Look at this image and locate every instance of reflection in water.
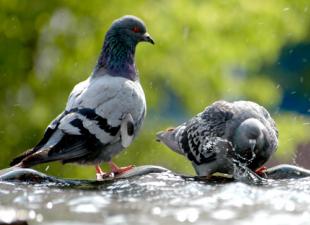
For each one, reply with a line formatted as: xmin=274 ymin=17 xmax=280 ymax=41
xmin=1 ymin=171 xmax=310 ymax=224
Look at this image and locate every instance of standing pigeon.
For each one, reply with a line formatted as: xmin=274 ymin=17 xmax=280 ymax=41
xmin=10 ymin=15 xmax=154 ymax=180
xmin=156 ymin=100 xmax=278 ymax=177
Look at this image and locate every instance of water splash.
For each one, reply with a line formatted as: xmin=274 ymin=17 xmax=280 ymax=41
xmin=1 ymin=172 xmax=310 ymax=224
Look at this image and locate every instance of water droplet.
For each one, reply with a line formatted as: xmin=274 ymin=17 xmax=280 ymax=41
xmin=45 ymin=165 xmax=50 ymax=171
xmin=46 ymin=202 xmax=53 ymax=209
xmin=0 ymin=208 xmax=16 ymax=223
xmin=300 ymin=76 xmax=304 ymax=83
xmin=152 ymin=206 xmax=161 ymax=215
xmin=29 ymin=210 xmax=36 ymax=219
xmin=36 ymin=213 xmax=44 ymax=222
xmin=71 ymin=204 xmax=98 ymax=213
xmin=284 ymin=201 xmax=295 ymax=211
xmin=212 ymin=209 xmax=236 ymax=220
xmin=175 ymin=208 xmax=199 ymax=223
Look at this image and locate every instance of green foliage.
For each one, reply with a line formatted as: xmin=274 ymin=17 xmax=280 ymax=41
xmin=0 ymin=0 xmax=310 ymax=178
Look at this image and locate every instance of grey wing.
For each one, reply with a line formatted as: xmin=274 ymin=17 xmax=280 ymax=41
xmin=192 ymin=137 xmax=235 ymax=176
xmin=259 ymin=105 xmax=278 ymax=137
xmin=179 ymin=121 xmax=224 ymax=165
xmin=39 ymin=96 xmax=131 ymax=163
xmin=258 ymin=105 xmax=279 ymax=153
xmin=200 ymin=101 xmax=234 ymax=135
xmin=13 ymin=105 xmax=125 ymax=167
xmin=10 ymin=111 xmax=67 ymax=166
xmin=179 ymin=101 xmax=234 ymax=165
xmin=66 ymin=76 xmax=146 ymax=141
xmin=201 ymin=137 xmax=235 ymax=160
xmin=11 ymin=77 xmax=134 ymax=167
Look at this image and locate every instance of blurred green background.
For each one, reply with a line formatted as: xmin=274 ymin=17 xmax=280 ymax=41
xmin=1 ymin=0 xmax=310 ymax=178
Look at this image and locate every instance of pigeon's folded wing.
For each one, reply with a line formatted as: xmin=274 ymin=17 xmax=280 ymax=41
xmin=10 ymin=77 xmax=136 ymax=167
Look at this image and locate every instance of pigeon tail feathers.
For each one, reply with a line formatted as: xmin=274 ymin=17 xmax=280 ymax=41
xmin=10 ymin=148 xmax=37 ymax=167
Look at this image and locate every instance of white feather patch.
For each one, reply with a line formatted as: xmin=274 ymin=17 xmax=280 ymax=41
xmin=121 ymin=113 xmax=134 ymax=148
xmin=58 ymin=113 xmax=82 ymax=135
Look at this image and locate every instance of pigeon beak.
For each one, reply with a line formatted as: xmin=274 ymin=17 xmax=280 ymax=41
xmin=249 ymin=139 xmax=256 ymax=152
xmin=142 ymin=32 xmax=155 ymax=45
xmin=155 ymin=131 xmax=165 ymax=142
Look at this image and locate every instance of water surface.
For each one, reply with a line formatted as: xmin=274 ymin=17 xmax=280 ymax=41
xmin=1 ymin=171 xmax=310 ymax=225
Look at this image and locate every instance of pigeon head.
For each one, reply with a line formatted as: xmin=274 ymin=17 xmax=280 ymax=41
xmin=95 ymin=15 xmax=154 ymax=79
xmin=109 ymin=15 xmax=155 ymax=46
xmin=233 ymin=118 xmax=266 ymax=161
xmin=156 ymin=127 xmax=183 ymax=155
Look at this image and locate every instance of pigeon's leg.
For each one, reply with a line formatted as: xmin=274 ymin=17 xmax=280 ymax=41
xmin=95 ymin=165 xmax=111 ymax=181
xmin=255 ymin=166 xmax=267 ymax=176
xmin=108 ymin=161 xmax=134 ymax=175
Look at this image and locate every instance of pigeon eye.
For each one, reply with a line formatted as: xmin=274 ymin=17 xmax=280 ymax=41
xmin=132 ymin=27 xmax=140 ymax=33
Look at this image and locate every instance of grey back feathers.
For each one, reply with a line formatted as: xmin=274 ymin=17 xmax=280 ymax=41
xmin=157 ymin=100 xmax=278 ymax=176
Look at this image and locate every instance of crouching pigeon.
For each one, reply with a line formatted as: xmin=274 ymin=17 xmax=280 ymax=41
xmin=156 ymin=100 xmax=278 ymax=177
xmin=10 ymin=15 xmax=154 ymax=180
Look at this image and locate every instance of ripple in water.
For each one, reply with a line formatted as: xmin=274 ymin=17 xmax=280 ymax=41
xmin=1 ymin=172 xmax=310 ymax=225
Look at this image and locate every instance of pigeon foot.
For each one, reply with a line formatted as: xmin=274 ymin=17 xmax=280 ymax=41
xmin=108 ymin=161 xmax=134 ymax=176
xmin=255 ymin=166 xmax=267 ymax=176
xmin=95 ymin=165 xmax=112 ymax=181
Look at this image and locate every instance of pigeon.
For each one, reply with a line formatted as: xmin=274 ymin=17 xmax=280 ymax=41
xmin=156 ymin=100 xmax=278 ymax=177
xmin=10 ymin=15 xmax=154 ymax=180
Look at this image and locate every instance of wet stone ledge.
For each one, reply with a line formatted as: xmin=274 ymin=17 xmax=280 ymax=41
xmin=0 ymin=164 xmax=310 ymax=188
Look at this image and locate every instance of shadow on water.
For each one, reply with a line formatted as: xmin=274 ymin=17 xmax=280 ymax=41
xmin=1 ymin=165 xmax=310 ymax=225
